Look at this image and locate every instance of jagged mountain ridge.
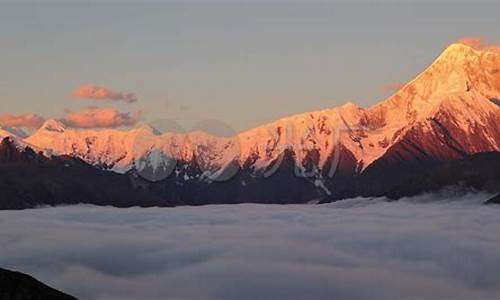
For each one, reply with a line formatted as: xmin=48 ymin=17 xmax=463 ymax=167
xmin=22 ymin=42 xmax=500 ymax=183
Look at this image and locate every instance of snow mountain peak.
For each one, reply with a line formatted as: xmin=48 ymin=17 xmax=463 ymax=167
xmin=39 ymin=119 xmax=67 ymax=133
xmin=21 ymin=43 xmax=500 ymax=177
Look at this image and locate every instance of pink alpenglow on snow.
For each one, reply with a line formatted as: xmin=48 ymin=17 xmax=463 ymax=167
xmin=25 ymin=41 xmax=500 ymax=174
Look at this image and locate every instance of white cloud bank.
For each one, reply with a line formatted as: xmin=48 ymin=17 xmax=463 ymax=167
xmin=1 ymin=193 xmax=500 ymax=300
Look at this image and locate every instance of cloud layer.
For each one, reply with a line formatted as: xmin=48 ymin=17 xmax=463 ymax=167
xmin=72 ymin=85 xmax=137 ymax=103
xmin=1 ymin=193 xmax=499 ymax=300
xmin=0 ymin=113 xmax=46 ymax=129
xmin=61 ymin=107 xmax=141 ymax=129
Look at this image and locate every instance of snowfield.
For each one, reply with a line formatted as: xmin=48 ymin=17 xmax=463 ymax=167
xmin=1 ymin=193 xmax=500 ymax=300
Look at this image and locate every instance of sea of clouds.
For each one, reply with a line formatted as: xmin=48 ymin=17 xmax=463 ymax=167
xmin=1 ymin=193 xmax=500 ymax=300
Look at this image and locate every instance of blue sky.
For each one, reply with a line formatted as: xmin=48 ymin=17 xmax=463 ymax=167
xmin=1 ymin=1 xmax=499 ymax=132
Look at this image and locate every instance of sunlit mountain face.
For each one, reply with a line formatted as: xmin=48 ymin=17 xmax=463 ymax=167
xmin=21 ymin=42 xmax=500 ymax=174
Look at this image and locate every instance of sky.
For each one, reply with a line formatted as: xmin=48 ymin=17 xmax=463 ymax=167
xmin=1 ymin=1 xmax=500 ymax=132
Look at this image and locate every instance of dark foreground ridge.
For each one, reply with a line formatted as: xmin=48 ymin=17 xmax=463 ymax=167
xmin=0 ymin=267 xmax=76 ymax=300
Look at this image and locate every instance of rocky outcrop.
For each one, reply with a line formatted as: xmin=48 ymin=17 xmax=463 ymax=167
xmin=0 ymin=267 xmax=76 ymax=300
xmin=485 ymin=194 xmax=500 ymax=205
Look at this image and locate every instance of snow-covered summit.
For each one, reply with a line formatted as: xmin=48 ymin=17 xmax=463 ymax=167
xmin=39 ymin=119 xmax=67 ymax=133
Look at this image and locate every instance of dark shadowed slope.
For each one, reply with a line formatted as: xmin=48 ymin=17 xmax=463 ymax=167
xmin=0 ymin=137 xmax=165 ymax=210
xmin=375 ymin=151 xmax=500 ymax=200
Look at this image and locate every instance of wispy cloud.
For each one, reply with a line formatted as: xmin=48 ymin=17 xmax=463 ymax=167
xmin=61 ymin=107 xmax=141 ymax=129
xmin=72 ymin=85 xmax=138 ymax=103
xmin=457 ymin=37 xmax=500 ymax=53
xmin=0 ymin=193 xmax=498 ymax=300
xmin=0 ymin=113 xmax=46 ymax=129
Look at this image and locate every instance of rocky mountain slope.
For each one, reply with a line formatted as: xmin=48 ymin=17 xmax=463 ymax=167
xmin=0 ymin=138 xmax=165 ymax=209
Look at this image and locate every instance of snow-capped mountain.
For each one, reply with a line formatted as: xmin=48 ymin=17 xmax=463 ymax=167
xmin=25 ymin=42 xmax=500 ymax=181
xmin=1 ymin=41 xmax=499 ymax=207
xmin=362 ymin=43 xmax=500 ymax=166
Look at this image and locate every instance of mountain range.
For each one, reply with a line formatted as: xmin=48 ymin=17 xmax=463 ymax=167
xmin=1 ymin=42 xmax=499 ymax=208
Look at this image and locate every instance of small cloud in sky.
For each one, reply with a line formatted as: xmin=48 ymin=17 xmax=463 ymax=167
xmin=381 ymin=82 xmax=405 ymax=92
xmin=0 ymin=113 xmax=46 ymax=129
xmin=457 ymin=37 xmax=500 ymax=53
xmin=61 ymin=107 xmax=141 ymax=129
xmin=72 ymin=85 xmax=138 ymax=103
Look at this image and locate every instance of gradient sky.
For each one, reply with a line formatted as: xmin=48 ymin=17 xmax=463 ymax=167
xmin=1 ymin=1 xmax=500 ymax=132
